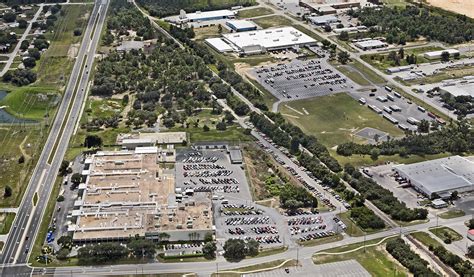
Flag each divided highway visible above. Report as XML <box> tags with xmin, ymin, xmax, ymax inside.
<box><xmin>0</xmin><ymin>0</ymin><xmax>109</xmax><ymax>275</ymax></box>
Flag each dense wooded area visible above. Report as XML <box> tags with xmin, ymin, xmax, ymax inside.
<box><xmin>136</xmin><ymin>0</ymin><xmax>255</xmax><ymax>18</ymax></box>
<box><xmin>351</xmin><ymin>5</ymin><xmax>474</xmax><ymax>44</ymax></box>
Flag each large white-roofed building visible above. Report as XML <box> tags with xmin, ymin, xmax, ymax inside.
<box><xmin>439</xmin><ymin>80</ymin><xmax>474</xmax><ymax>97</ymax></box>
<box><xmin>206</xmin><ymin>26</ymin><xmax>317</xmax><ymax>55</ymax></box>
<box><xmin>393</xmin><ymin>155</ymin><xmax>474</xmax><ymax>199</ymax></box>
<box><xmin>423</xmin><ymin>49</ymin><xmax>460</xmax><ymax>60</ymax></box>
<box><xmin>353</xmin><ymin>39</ymin><xmax>387</xmax><ymax>50</ymax></box>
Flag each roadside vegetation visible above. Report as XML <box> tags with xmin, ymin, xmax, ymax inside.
<box><xmin>337</xmin><ymin>119</ymin><xmax>473</xmax><ymax>169</ymax></box>
<box><xmin>410</xmin><ymin>231</ymin><xmax>474</xmax><ymax>276</ymax></box>
<box><xmin>429</xmin><ymin>226</ymin><xmax>463</xmax><ymax>244</ymax></box>
<box><xmin>313</xmin><ymin>237</ymin><xmax>408</xmax><ymax>277</ymax></box>
<box><xmin>137</xmin><ymin>0</ymin><xmax>256</xmax><ymax>18</ymax></box>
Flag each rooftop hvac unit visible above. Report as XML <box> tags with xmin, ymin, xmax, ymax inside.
<box><xmin>273</xmin><ymin>39</ymin><xmax>280</xmax><ymax>42</ymax></box>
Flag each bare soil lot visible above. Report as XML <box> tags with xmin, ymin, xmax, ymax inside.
<box><xmin>427</xmin><ymin>0</ymin><xmax>474</xmax><ymax>18</ymax></box>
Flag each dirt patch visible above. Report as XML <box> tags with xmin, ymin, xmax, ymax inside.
<box><xmin>19</xmin><ymin>135</ymin><xmax>31</xmax><ymax>161</ymax></box>
<box><xmin>67</xmin><ymin>43</ymin><xmax>79</xmax><ymax>59</ymax></box>
<box><xmin>427</xmin><ymin>0</ymin><xmax>474</xmax><ymax>18</ymax></box>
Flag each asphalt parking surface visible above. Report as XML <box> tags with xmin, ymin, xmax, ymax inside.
<box><xmin>175</xmin><ymin>149</ymin><xmax>252</xmax><ymax>201</ymax></box>
<box><xmin>249</xmin><ymin>58</ymin><xmax>358</xmax><ymax>101</ymax></box>
<box><xmin>350</xmin><ymin>87</ymin><xmax>434</xmax><ymax>132</ymax></box>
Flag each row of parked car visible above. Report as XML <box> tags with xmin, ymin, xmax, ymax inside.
<box><xmin>224</xmin><ymin>216</ymin><xmax>271</xmax><ymax>226</ymax></box>
<box><xmin>184</xmin><ymin>170</ymin><xmax>233</xmax><ymax>178</ymax></box>
<box><xmin>299</xmin><ymin>231</ymin><xmax>336</xmax><ymax>242</ymax></box>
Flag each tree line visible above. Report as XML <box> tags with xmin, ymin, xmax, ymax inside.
<box><xmin>337</xmin><ymin>119</ymin><xmax>473</xmax><ymax>157</ymax></box>
<box><xmin>386</xmin><ymin>238</ymin><xmax>439</xmax><ymax>276</ymax></box>
<box><xmin>350</xmin><ymin>5</ymin><xmax>474</xmax><ymax>44</ymax></box>
<box><xmin>136</xmin><ymin>0</ymin><xmax>255</xmax><ymax>18</ymax></box>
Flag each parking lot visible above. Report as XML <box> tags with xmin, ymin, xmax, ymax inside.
<box><xmin>175</xmin><ymin>149</ymin><xmax>252</xmax><ymax>201</ymax></box>
<box><xmin>214</xmin><ymin>199</ymin><xmax>286</xmax><ymax>249</ymax></box>
<box><xmin>284</xmin><ymin>211</ymin><xmax>341</xmax><ymax>243</ymax></box>
<box><xmin>350</xmin><ymin>87</ymin><xmax>434</xmax><ymax>132</ymax></box>
<box><xmin>363</xmin><ymin>164</ymin><xmax>423</xmax><ymax>209</ymax></box>
<box><xmin>249</xmin><ymin>58</ymin><xmax>358</xmax><ymax>101</ymax></box>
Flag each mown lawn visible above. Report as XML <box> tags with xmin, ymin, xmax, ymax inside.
<box><xmin>429</xmin><ymin>226</ymin><xmax>463</xmax><ymax>242</ymax></box>
<box><xmin>253</xmin><ymin>15</ymin><xmax>293</xmax><ymax>28</ymax></box>
<box><xmin>0</xmin><ymin>85</ymin><xmax>58</xmax><ymax>120</ymax></box>
<box><xmin>238</xmin><ymin>7</ymin><xmax>273</xmax><ymax>18</ymax></box>
<box><xmin>279</xmin><ymin>93</ymin><xmax>403</xmax><ymax>148</ymax></box>
<box><xmin>0</xmin><ymin>213</ymin><xmax>16</xmax><ymax>234</ymax></box>
<box><xmin>313</xmin><ymin>237</ymin><xmax>408</xmax><ymax>277</ymax></box>
<box><xmin>438</xmin><ymin>209</ymin><xmax>465</xmax><ymax>219</ymax></box>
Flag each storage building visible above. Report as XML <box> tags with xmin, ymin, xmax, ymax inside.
<box><xmin>393</xmin><ymin>155</ymin><xmax>474</xmax><ymax>199</ymax></box>
<box><xmin>226</xmin><ymin>20</ymin><xmax>257</xmax><ymax>32</ymax></box>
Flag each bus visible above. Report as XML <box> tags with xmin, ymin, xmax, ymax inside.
<box><xmin>384</xmin><ymin>86</ymin><xmax>393</xmax><ymax>92</ymax></box>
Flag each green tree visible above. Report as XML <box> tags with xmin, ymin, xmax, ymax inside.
<box><xmin>71</xmin><ymin>173</ymin><xmax>82</xmax><ymax>185</ymax></box>
<box><xmin>441</xmin><ymin>51</ymin><xmax>450</xmax><ymax>62</ymax></box>
<box><xmin>216</xmin><ymin>121</ymin><xmax>227</xmax><ymax>131</ymax></box>
<box><xmin>128</xmin><ymin>239</ymin><xmax>156</xmax><ymax>258</ymax></box>
<box><xmin>84</xmin><ymin>134</ymin><xmax>103</xmax><ymax>148</ymax></box>
<box><xmin>223</xmin><ymin>239</ymin><xmax>246</xmax><ymax>262</ymax></box>
<box><xmin>370</xmin><ymin>148</ymin><xmax>380</xmax><ymax>160</ymax></box>
<box><xmin>417</xmin><ymin>119</ymin><xmax>430</xmax><ymax>133</ymax></box>
<box><xmin>246</xmin><ymin>239</ymin><xmax>259</xmax><ymax>257</ymax></box>
<box><xmin>337</xmin><ymin>51</ymin><xmax>350</xmax><ymax>64</ymax></box>
<box><xmin>4</xmin><ymin>185</ymin><xmax>12</xmax><ymax>197</ymax></box>
<box><xmin>58</xmin><ymin>160</ymin><xmax>70</xmax><ymax>176</ymax></box>
<box><xmin>338</xmin><ymin>31</ymin><xmax>349</xmax><ymax>41</ymax></box>
<box><xmin>202</xmin><ymin>242</ymin><xmax>217</xmax><ymax>260</ymax></box>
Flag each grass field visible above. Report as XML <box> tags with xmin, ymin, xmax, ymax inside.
<box><xmin>298</xmin><ymin>233</ymin><xmax>343</xmax><ymax>247</ymax></box>
<box><xmin>410</xmin><ymin>231</ymin><xmax>442</xmax><ymax>248</ymax></box>
<box><xmin>313</xmin><ymin>237</ymin><xmax>408</xmax><ymax>277</ymax></box>
<box><xmin>438</xmin><ymin>209</ymin><xmax>465</xmax><ymax>219</ymax></box>
<box><xmin>0</xmin><ymin>213</ymin><xmax>15</xmax><ymax>234</ymax></box>
<box><xmin>279</xmin><ymin>93</ymin><xmax>403</xmax><ymax>148</ymax></box>
<box><xmin>36</xmin><ymin>5</ymin><xmax>92</xmax><ymax>88</ymax></box>
<box><xmin>238</xmin><ymin>7</ymin><xmax>273</xmax><ymax>18</ymax></box>
<box><xmin>351</xmin><ymin>60</ymin><xmax>386</xmax><ymax>84</ymax></box>
<box><xmin>337</xmin><ymin>212</ymin><xmax>385</xmax><ymax>237</ymax></box>
<box><xmin>429</xmin><ymin>226</ymin><xmax>463</xmax><ymax>242</ymax></box>
<box><xmin>334</xmin><ymin>64</ymin><xmax>371</xmax><ymax>86</ymax></box>
<box><xmin>253</xmin><ymin>15</ymin><xmax>293</xmax><ymax>28</ymax></box>
<box><xmin>0</xmin><ymin>86</ymin><xmax>59</xmax><ymax>120</ymax></box>
<box><xmin>211</xmin><ymin>259</ymin><xmax>297</xmax><ymax>277</ymax></box>
<box><xmin>0</xmin><ymin>125</ymin><xmax>45</xmax><ymax>207</ymax></box>
<box><xmin>194</xmin><ymin>25</ymin><xmax>229</xmax><ymax>41</ymax></box>
<box><xmin>332</xmin><ymin>150</ymin><xmax>451</xmax><ymax>167</ymax></box>
<box><xmin>86</xmin><ymin>98</ymin><xmax>124</xmax><ymax>119</ymax></box>
<box><xmin>170</xmin><ymin>110</ymin><xmax>252</xmax><ymax>143</ymax></box>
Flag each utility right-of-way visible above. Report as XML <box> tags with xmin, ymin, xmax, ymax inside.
<box><xmin>0</xmin><ymin>0</ymin><xmax>109</xmax><ymax>276</ymax></box>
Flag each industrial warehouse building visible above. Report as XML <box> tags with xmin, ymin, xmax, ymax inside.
<box><xmin>394</xmin><ymin>156</ymin><xmax>474</xmax><ymax>199</ymax></box>
<box><xmin>438</xmin><ymin>78</ymin><xmax>474</xmax><ymax>97</ymax></box>
<box><xmin>117</xmin><ymin>132</ymin><xmax>187</xmax><ymax>148</ymax></box>
<box><xmin>226</xmin><ymin>20</ymin><xmax>257</xmax><ymax>32</ymax></box>
<box><xmin>353</xmin><ymin>39</ymin><xmax>387</xmax><ymax>50</ymax></box>
<box><xmin>299</xmin><ymin>0</ymin><xmax>361</xmax><ymax>13</ymax></box>
<box><xmin>70</xmin><ymin>148</ymin><xmax>214</xmax><ymax>242</ymax></box>
<box><xmin>167</xmin><ymin>9</ymin><xmax>236</xmax><ymax>24</ymax></box>
<box><xmin>205</xmin><ymin>26</ymin><xmax>317</xmax><ymax>55</ymax></box>
<box><xmin>308</xmin><ymin>15</ymin><xmax>339</xmax><ymax>26</ymax></box>
<box><xmin>423</xmin><ymin>49</ymin><xmax>460</xmax><ymax>60</ymax></box>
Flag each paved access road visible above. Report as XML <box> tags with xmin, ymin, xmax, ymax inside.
<box><xmin>0</xmin><ymin>0</ymin><xmax>109</xmax><ymax>276</ymax></box>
